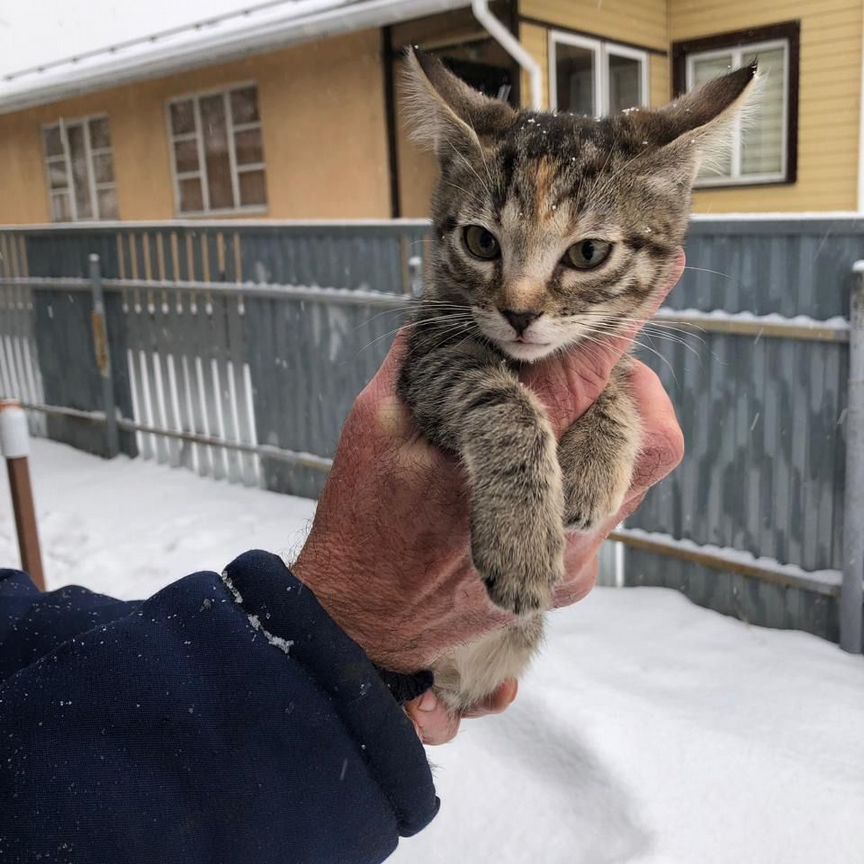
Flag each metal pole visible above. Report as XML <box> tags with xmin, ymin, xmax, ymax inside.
<box><xmin>841</xmin><ymin>268</ymin><xmax>864</xmax><ymax>653</ymax></box>
<box><xmin>0</xmin><ymin>400</ymin><xmax>44</xmax><ymax>590</ymax></box>
<box><xmin>89</xmin><ymin>253</ymin><xmax>119</xmax><ymax>458</ymax></box>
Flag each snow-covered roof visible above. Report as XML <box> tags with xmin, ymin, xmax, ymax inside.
<box><xmin>0</xmin><ymin>0</ymin><xmax>470</xmax><ymax>115</ymax></box>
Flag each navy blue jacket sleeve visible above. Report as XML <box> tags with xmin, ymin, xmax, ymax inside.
<box><xmin>0</xmin><ymin>550</ymin><xmax>439</xmax><ymax>864</ymax></box>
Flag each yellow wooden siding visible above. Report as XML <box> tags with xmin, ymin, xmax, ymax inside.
<box><xmin>520</xmin><ymin>22</ymin><xmax>551</xmax><ymax>109</ymax></box>
<box><xmin>0</xmin><ymin>30</ymin><xmax>391</xmax><ymax>224</ymax></box>
<box><xmin>650</xmin><ymin>54</ymin><xmax>671</xmax><ymax>107</ymax></box>
<box><xmin>394</xmin><ymin>85</ymin><xmax>438</xmax><ymax>219</ymax></box>
<box><xmin>520</xmin><ymin>0</ymin><xmax>669</xmax><ymax>52</ymax></box>
<box><xmin>671</xmin><ymin>0</ymin><xmax>862</xmax><ymax>212</ymax></box>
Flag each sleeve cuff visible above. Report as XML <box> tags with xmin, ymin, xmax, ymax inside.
<box><xmin>222</xmin><ymin>549</ymin><xmax>440</xmax><ymax>837</ymax></box>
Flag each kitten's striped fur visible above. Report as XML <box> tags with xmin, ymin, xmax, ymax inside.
<box><xmin>398</xmin><ymin>49</ymin><xmax>756</xmax><ymax>713</ymax></box>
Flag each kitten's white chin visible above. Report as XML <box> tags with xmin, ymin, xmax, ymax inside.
<box><xmin>497</xmin><ymin>340</ymin><xmax>557</xmax><ymax>362</ymax></box>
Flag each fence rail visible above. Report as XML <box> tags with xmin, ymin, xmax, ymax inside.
<box><xmin>1</xmin><ymin>217</ymin><xmax>861</xmax><ymax>652</ymax></box>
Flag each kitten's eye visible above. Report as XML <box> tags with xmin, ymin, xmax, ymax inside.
<box><xmin>563</xmin><ymin>239</ymin><xmax>612</xmax><ymax>270</ymax></box>
<box><xmin>463</xmin><ymin>225</ymin><xmax>501</xmax><ymax>260</ymax></box>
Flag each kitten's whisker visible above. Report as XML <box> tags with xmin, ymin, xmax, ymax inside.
<box><xmin>355</xmin><ymin>313</ymin><xmax>475</xmax><ymax>354</ymax></box>
<box><xmin>683</xmin><ymin>266</ymin><xmax>731</xmax><ymax>279</ymax></box>
<box><xmin>630</xmin><ymin>339</ymin><xmax>679</xmax><ymax>383</ymax></box>
<box><xmin>353</xmin><ymin>307</ymin><xmax>410</xmax><ymax>330</ymax></box>
<box><xmin>638</xmin><ymin>330</ymin><xmax>703</xmax><ymax>361</ymax></box>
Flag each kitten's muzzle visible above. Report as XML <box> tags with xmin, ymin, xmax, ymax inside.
<box><xmin>501</xmin><ymin>309</ymin><xmax>542</xmax><ymax>337</ymax></box>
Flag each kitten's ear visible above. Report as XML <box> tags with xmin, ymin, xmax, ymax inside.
<box><xmin>633</xmin><ymin>63</ymin><xmax>759</xmax><ymax>181</ymax></box>
<box><xmin>401</xmin><ymin>47</ymin><xmax>515</xmax><ymax>157</ymax></box>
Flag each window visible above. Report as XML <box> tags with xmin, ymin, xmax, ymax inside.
<box><xmin>167</xmin><ymin>84</ymin><xmax>267</xmax><ymax>215</ymax></box>
<box><xmin>549</xmin><ymin>32</ymin><xmax>648</xmax><ymax>117</ymax></box>
<box><xmin>673</xmin><ymin>22</ymin><xmax>800</xmax><ymax>187</ymax></box>
<box><xmin>42</xmin><ymin>116</ymin><xmax>118</xmax><ymax>222</ymax></box>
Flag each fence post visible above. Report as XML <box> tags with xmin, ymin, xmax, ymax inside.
<box><xmin>841</xmin><ymin>267</ymin><xmax>864</xmax><ymax>653</ymax></box>
<box><xmin>0</xmin><ymin>400</ymin><xmax>44</xmax><ymax>589</ymax></box>
<box><xmin>89</xmin><ymin>253</ymin><xmax>119</xmax><ymax>458</ymax></box>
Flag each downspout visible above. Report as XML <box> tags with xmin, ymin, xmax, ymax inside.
<box><xmin>471</xmin><ymin>0</ymin><xmax>543</xmax><ymax>110</ymax></box>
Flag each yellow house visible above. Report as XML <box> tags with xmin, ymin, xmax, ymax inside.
<box><xmin>0</xmin><ymin>0</ymin><xmax>860</xmax><ymax>224</ymax></box>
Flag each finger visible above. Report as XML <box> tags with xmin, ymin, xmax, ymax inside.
<box><xmin>405</xmin><ymin>690</ymin><xmax>461</xmax><ymax>745</ymax></box>
<box><xmin>522</xmin><ymin>249</ymin><xmax>685</xmax><ymax>436</ymax></box>
<box><xmin>463</xmin><ymin>678</ymin><xmax>519</xmax><ymax>718</ymax></box>
<box><xmin>627</xmin><ymin>361</ymin><xmax>685</xmax><ymax>493</ymax></box>
<box><xmin>553</xmin><ymin>543</ymin><xmax>601</xmax><ymax>607</ymax></box>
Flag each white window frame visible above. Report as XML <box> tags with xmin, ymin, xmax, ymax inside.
<box><xmin>42</xmin><ymin>114</ymin><xmax>118</xmax><ymax>222</ymax></box>
<box><xmin>166</xmin><ymin>81</ymin><xmax>268</xmax><ymax>217</ymax></box>
<box><xmin>548</xmin><ymin>31</ymin><xmax>649</xmax><ymax>117</ymax></box>
<box><xmin>685</xmin><ymin>38</ymin><xmax>790</xmax><ymax>187</ymax></box>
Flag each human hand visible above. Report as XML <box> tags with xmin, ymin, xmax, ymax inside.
<box><xmin>294</xmin><ymin>252</ymin><xmax>686</xmax><ymax>743</ymax></box>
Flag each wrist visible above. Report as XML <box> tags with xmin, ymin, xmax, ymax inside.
<box><xmin>292</xmin><ymin>536</ymin><xmax>391</xmax><ymax>667</ymax></box>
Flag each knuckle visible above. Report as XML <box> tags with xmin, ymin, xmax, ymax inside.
<box><xmin>351</xmin><ymin>386</ymin><xmax>376</xmax><ymax>423</ymax></box>
<box><xmin>643</xmin><ymin>421</ymin><xmax>684</xmax><ymax>477</ymax></box>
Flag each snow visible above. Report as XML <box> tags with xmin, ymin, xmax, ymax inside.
<box><xmin>2</xmin><ymin>439</ymin><xmax>863</xmax><ymax>863</ymax></box>
<box><xmin>690</xmin><ymin>212</ymin><xmax>864</xmax><ymax>221</ymax></box>
<box><xmin>0</xmin><ymin>0</ymin><xmax>470</xmax><ymax>113</ymax></box>
<box><xmin>221</xmin><ymin>566</ymin><xmax>295</xmax><ymax>654</ymax></box>
<box><xmin>653</xmin><ymin>307</ymin><xmax>850</xmax><ymax>332</ymax></box>
<box><xmin>614</xmin><ymin>527</ymin><xmax>842</xmax><ymax>593</ymax></box>
<box><xmin>0</xmin><ymin>439</ymin><xmax>315</xmax><ymax>598</ymax></box>
<box><xmin>0</xmin><ymin>0</ymin><xmax>348</xmax><ymax>78</ymax></box>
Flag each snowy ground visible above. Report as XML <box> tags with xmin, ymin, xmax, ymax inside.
<box><xmin>2</xmin><ymin>440</ymin><xmax>863</xmax><ymax>864</ymax></box>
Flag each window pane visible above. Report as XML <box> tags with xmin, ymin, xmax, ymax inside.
<box><xmin>97</xmin><ymin>187</ymin><xmax>119</xmax><ymax>220</ymax></box>
<box><xmin>234</xmin><ymin>128</ymin><xmax>263</xmax><ymax>165</ymax></box>
<box><xmin>66</xmin><ymin>123</ymin><xmax>93</xmax><ymax>219</ymax></box>
<box><xmin>89</xmin><ymin>117</ymin><xmax>111</xmax><ymax>150</ymax></box>
<box><xmin>692</xmin><ymin>54</ymin><xmax>734</xmax><ymax>179</ymax></box>
<box><xmin>238</xmin><ymin>169</ymin><xmax>266</xmax><ymax>207</ymax></box>
<box><xmin>48</xmin><ymin>159</ymin><xmax>68</xmax><ymax>190</ymax></box>
<box><xmin>51</xmin><ymin>193</ymin><xmax>71</xmax><ymax>222</ymax></box>
<box><xmin>230</xmin><ymin>87</ymin><xmax>260</xmax><ymax>125</ymax></box>
<box><xmin>43</xmin><ymin>125</ymin><xmax>63</xmax><ymax>157</ymax></box>
<box><xmin>174</xmin><ymin>139</ymin><xmax>199</xmax><ymax>173</ymax></box>
<box><xmin>608</xmin><ymin>54</ymin><xmax>642</xmax><ymax>113</ymax></box>
<box><xmin>199</xmin><ymin>94</ymin><xmax>234</xmax><ymax>210</ymax></box>
<box><xmin>741</xmin><ymin>47</ymin><xmax>785</xmax><ymax>176</ymax></box>
<box><xmin>692</xmin><ymin>54</ymin><xmax>733</xmax><ymax>85</ymax></box>
<box><xmin>92</xmin><ymin>153</ymin><xmax>114</xmax><ymax>184</ymax></box>
<box><xmin>555</xmin><ymin>43</ymin><xmax>595</xmax><ymax>116</ymax></box>
<box><xmin>179</xmin><ymin>177</ymin><xmax>204</xmax><ymax>213</ymax></box>
<box><xmin>170</xmin><ymin>100</ymin><xmax>195</xmax><ymax>136</ymax></box>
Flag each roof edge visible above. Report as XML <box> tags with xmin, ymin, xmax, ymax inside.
<box><xmin>0</xmin><ymin>0</ymin><xmax>469</xmax><ymax>115</ymax></box>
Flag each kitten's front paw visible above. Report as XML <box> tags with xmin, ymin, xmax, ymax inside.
<box><xmin>565</xmin><ymin>473</ymin><xmax>630</xmax><ymax>533</ymax></box>
<box><xmin>471</xmin><ymin>513</ymin><xmax>564</xmax><ymax>615</ymax></box>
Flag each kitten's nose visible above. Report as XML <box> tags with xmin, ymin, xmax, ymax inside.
<box><xmin>501</xmin><ymin>309</ymin><xmax>541</xmax><ymax>336</ymax></box>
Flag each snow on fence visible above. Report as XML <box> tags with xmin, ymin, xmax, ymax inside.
<box><xmin>0</xmin><ymin>217</ymin><xmax>861</xmax><ymax>652</ymax></box>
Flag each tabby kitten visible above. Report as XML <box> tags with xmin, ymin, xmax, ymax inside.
<box><xmin>398</xmin><ymin>49</ymin><xmax>756</xmax><ymax>714</ymax></box>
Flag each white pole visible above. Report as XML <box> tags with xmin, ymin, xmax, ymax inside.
<box><xmin>0</xmin><ymin>400</ymin><xmax>30</xmax><ymax>459</ymax></box>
